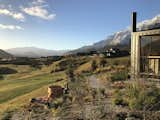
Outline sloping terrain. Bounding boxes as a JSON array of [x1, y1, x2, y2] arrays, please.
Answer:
[[0, 49, 13, 59], [0, 62, 67, 118], [1, 56, 160, 120]]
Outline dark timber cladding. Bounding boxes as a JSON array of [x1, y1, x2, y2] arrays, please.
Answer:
[[132, 12, 137, 32], [131, 12, 160, 79]]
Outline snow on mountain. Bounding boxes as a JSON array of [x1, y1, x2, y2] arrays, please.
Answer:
[[69, 14, 160, 54]]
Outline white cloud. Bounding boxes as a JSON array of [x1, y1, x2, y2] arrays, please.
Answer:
[[22, 6, 55, 20], [0, 9, 25, 21], [32, 0, 46, 5], [0, 24, 23, 30]]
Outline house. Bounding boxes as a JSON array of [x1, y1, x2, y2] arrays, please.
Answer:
[[103, 48, 129, 58], [131, 12, 160, 79]]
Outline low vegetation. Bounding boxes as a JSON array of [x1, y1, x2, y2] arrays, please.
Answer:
[[110, 70, 128, 82], [0, 75, 3, 80], [112, 90, 128, 106], [0, 55, 160, 119], [0, 67, 17, 74], [125, 80, 160, 110], [99, 58, 107, 67], [91, 60, 98, 71]]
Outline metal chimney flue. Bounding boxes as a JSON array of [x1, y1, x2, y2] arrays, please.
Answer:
[[132, 12, 137, 32]]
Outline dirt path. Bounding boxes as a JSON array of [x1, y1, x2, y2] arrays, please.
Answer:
[[88, 75, 105, 89]]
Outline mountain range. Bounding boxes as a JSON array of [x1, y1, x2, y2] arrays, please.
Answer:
[[5, 47, 69, 58], [3, 14, 160, 57], [0, 49, 13, 59], [68, 14, 160, 54]]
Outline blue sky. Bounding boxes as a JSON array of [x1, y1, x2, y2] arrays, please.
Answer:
[[0, 0, 160, 50]]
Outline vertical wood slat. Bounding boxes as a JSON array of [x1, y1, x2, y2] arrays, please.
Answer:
[[131, 33, 140, 78]]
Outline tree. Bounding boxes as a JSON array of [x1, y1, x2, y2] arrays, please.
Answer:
[[91, 60, 97, 71]]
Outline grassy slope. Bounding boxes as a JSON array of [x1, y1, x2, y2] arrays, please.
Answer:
[[0, 56, 130, 117], [0, 63, 67, 116], [76, 56, 129, 73]]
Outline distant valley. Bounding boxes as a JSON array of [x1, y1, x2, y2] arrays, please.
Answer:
[[5, 47, 69, 58]]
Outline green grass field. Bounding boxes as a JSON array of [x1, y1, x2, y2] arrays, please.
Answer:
[[0, 64, 67, 116]]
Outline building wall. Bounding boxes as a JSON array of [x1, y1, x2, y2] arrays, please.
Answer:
[[131, 29, 160, 78]]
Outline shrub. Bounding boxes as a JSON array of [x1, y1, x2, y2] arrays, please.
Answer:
[[0, 75, 3, 80], [125, 81, 160, 110], [66, 64, 75, 82], [111, 71, 128, 82], [91, 60, 97, 71], [113, 60, 119, 66], [43, 59, 53, 66], [112, 96, 128, 106], [114, 112, 127, 120], [0, 67, 17, 74], [99, 58, 107, 67], [91, 89, 97, 99], [30, 60, 42, 69], [113, 98, 124, 106], [128, 112, 143, 119], [1, 110, 14, 120], [49, 98, 63, 109], [99, 88, 105, 97], [112, 90, 128, 106]]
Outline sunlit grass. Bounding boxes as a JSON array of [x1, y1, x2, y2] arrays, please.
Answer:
[[0, 70, 66, 117]]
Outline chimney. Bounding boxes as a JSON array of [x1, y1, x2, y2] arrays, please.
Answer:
[[132, 12, 137, 32]]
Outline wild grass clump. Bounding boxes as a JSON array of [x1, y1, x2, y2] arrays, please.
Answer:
[[110, 71, 128, 82], [114, 112, 127, 120], [125, 80, 160, 110], [91, 60, 98, 71], [99, 88, 105, 97], [99, 58, 107, 67], [51, 98, 64, 109], [0, 75, 3, 80], [1, 110, 14, 120], [112, 90, 128, 106], [113, 60, 120, 66]]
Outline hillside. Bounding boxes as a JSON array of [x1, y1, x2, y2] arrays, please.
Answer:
[[6, 47, 69, 58], [0, 49, 13, 59], [0, 55, 160, 120], [68, 15, 160, 54], [0, 55, 129, 119]]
